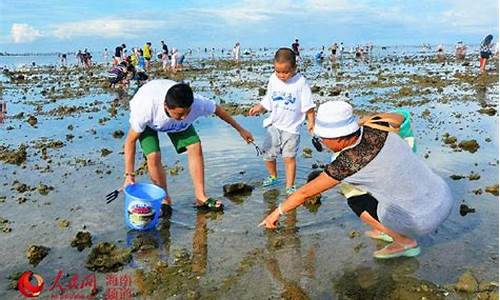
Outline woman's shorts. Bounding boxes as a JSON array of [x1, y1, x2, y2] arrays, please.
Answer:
[[139, 125, 200, 155], [262, 125, 300, 161], [480, 51, 492, 59], [347, 193, 379, 221]]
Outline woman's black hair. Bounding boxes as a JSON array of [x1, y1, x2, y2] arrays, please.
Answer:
[[165, 83, 194, 109], [482, 34, 494, 46]]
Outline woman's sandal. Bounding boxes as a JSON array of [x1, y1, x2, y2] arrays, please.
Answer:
[[365, 231, 394, 242], [196, 198, 224, 211], [373, 243, 421, 259]]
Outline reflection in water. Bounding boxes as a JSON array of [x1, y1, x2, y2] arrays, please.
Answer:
[[263, 192, 315, 299], [131, 212, 220, 298], [192, 211, 211, 275], [476, 85, 488, 106], [331, 261, 447, 300]]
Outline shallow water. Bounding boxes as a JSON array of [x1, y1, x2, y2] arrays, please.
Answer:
[[0, 48, 498, 299]]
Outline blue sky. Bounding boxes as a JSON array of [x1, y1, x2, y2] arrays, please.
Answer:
[[0, 0, 498, 53]]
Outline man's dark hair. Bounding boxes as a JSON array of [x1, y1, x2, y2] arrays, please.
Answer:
[[274, 48, 296, 67], [122, 44, 126, 48], [165, 83, 194, 109]]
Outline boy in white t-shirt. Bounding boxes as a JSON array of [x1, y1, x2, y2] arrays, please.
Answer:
[[124, 80, 254, 214], [249, 48, 315, 195]]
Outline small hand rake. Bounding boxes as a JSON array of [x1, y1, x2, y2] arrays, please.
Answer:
[[105, 187, 123, 204]]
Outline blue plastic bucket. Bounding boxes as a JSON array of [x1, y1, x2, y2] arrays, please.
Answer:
[[124, 183, 166, 231]]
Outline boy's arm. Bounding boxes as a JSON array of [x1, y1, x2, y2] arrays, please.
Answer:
[[305, 108, 315, 135], [214, 105, 254, 143]]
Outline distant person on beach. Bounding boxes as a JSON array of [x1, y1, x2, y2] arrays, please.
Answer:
[[315, 51, 324, 62], [0, 101, 6, 123], [122, 49, 129, 63], [82, 49, 92, 68], [479, 34, 494, 74], [137, 49, 146, 70], [161, 50, 169, 72], [103, 48, 109, 64], [161, 41, 169, 57], [259, 101, 454, 259], [171, 48, 185, 72], [59, 53, 67, 66], [436, 44, 445, 60], [248, 48, 315, 195], [129, 48, 138, 66], [493, 42, 499, 71], [143, 42, 152, 70], [123, 80, 254, 214], [329, 43, 338, 64], [114, 44, 126, 65], [355, 46, 364, 61], [339, 42, 344, 58], [232, 42, 241, 61], [76, 50, 84, 66], [107, 61, 135, 89], [455, 41, 466, 60], [291, 39, 300, 60]]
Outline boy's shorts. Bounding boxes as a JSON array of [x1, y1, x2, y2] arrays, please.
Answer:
[[139, 125, 200, 155], [262, 125, 300, 161]]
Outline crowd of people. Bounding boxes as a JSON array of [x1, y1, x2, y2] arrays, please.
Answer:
[[52, 35, 500, 92]]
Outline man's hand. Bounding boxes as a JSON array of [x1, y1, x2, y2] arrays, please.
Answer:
[[123, 175, 135, 190], [239, 128, 254, 143], [248, 104, 263, 116], [258, 209, 280, 229]]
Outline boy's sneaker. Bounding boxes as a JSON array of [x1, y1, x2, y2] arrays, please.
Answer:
[[262, 176, 279, 187], [286, 186, 296, 195]]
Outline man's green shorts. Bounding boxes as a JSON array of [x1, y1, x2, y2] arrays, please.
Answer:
[[139, 125, 200, 155]]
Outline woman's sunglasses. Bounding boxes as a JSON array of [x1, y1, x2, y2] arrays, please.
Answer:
[[312, 136, 323, 152]]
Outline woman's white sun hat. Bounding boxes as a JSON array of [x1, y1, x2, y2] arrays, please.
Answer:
[[314, 101, 359, 138]]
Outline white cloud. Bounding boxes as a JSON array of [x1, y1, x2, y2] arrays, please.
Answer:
[[440, 0, 498, 33], [194, 0, 298, 25], [306, 0, 363, 11], [50, 18, 165, 39], [11, 23, 43, 43]]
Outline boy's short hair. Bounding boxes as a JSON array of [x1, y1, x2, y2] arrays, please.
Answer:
[[165, 83, 194, 109], [274, 48, 296, 67]]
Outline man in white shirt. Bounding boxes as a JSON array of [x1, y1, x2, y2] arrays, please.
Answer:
[[124, 80, 254, 213]]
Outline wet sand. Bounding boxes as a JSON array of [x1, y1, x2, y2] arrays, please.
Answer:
[[0, 49, 498, 299]]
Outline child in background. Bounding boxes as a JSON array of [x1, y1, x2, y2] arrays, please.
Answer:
[[249, 48, 315, 195], [137, 49, 146, 70]]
